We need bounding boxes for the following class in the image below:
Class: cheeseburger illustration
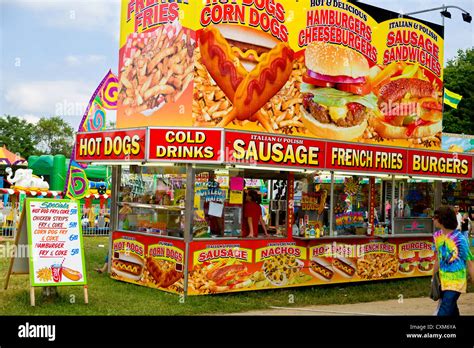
[417,249,436,272]
[300,41,377,141]
[398,250,417,274]
[371,71,442,139]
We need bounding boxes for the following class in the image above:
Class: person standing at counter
[461,213,471,241]
[454,205,462,230]
[242,190,268,238]
[432,206,473,316]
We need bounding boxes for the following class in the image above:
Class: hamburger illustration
[370,70,442,139]
[300,41,377,141]
[417,249,436,273]
[398,250,417,274]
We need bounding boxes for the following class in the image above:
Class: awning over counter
[74,127,474,180]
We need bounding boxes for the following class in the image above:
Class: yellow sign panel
[118,0,444,150]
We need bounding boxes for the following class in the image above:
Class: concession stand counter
[74,127,474,295]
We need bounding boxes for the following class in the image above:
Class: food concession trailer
[74,128,473,295]
[74,0,473,295]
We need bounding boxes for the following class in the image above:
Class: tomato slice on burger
[303,74,335,88]
[336,82,372,95]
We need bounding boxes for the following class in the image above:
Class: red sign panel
[408,150,473,179]
[325,141,408,174]
[147,128,223,163]
[224,131,325,169]
[75,129,147,161]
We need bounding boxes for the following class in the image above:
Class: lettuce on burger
[417,249,436,272]
[300,41,377,141]
[398,250,417,274]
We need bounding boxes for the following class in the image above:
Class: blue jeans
[437,290,460,316]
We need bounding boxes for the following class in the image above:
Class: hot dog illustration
[217,42,294,129]
[199,25,294,132]
[332,257,356,278]
[62,267,83,281]
[199,26,247,103]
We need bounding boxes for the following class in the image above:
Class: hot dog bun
[332,257,356,278]
[369,117,442,139]
[62,267,83,281]
[305,41,370,79]
[301,105,368,141]
[200,26,247,101]
[310,258,334,281]
[112,253,144,281]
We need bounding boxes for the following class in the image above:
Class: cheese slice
[329,106,348,122]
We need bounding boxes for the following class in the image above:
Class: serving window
[294,172,330,237]
[117,165,187,238]
[192,166,288,239]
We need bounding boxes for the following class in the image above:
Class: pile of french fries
[356,253,399,280]
[119,26,194,116]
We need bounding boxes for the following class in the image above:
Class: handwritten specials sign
[26,198,87,287]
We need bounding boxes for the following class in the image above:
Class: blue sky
[0,0,473,130]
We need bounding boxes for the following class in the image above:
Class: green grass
[1,237,472,315]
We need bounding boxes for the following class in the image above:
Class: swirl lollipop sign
[66,161,90,200]
[100,72,119,110]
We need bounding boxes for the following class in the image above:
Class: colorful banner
[74,127,474,179]
[26,199,87,286]
[441,133,474,153]
[118,0,444,150]
[184,235,434,295]
[111,231,185,294]
[64,69,119,197]
[65,161,90,200]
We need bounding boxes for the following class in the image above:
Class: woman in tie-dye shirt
[432,206,473,316]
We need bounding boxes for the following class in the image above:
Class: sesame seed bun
[369,117,442,139]
[305,41,369,78]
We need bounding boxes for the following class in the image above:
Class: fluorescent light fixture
[409,176,457,182]
[233,164,307,172]
[89,161,143,166]
[142,162,175,167]
[394,175,409,179]
[334,171,391,178]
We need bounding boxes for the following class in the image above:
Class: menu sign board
[118,0,444,150]
[26,199,87,287]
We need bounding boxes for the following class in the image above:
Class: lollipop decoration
[344,177,360,197]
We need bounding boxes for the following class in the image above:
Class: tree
[0,115,39,159]
[442,48,474,135]
[35,116,75,157]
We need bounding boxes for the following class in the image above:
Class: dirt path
[227,293,474,316]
